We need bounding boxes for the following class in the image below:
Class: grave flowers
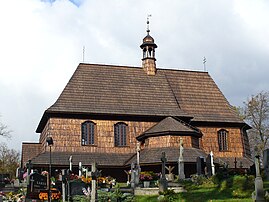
[41,171,48,176]
[140,171,158,188]
[140,171,159,181]
[80,175,116,188]
[140,172,153,181]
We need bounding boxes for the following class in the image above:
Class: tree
[243,91,269,155]
[0,116,11,138]
[0,143,20,179]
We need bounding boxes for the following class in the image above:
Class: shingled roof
[37,63,243,132]
[126,147,253,168]
[126,147,207,165]
[137,117,202,141]
[30,152,135,167]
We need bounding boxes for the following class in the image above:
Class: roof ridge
[172,116,201,133]
[79,62,209,73]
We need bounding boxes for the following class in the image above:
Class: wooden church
[21,22,252,181]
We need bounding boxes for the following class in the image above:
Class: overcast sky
[0,0,268,151]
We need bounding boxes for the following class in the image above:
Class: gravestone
[79,162,82,177]
[61,169,66,202]
[69,156,73,171]
[26,172,47,200]
[91,162,97,202]
[253,152,265,202]
[234,157,238,169]
[196,156,205,175]
[159,152,168,192]
[69,181,87,196]
[26,160,33,185]
[136,142,141,165]
[178,138,185,179]
[263,149,269,181]
[210,151,215,175]
[90,162,101,202]
[206,154,212,177]
[130,163,140,188]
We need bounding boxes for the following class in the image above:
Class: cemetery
[2,149,269,201]
[16,19,264,201]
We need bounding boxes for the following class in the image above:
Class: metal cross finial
[147,14,152,33]
[203,56,207,71]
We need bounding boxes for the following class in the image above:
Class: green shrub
[231,175,254,198]
[97,190,110,201]
[220,179,229,191]
[72,195,88,202]
[158,189,178,202]
[190,174,207,185]
[97,185,135,202]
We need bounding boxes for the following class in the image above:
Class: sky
[0,0,268,151]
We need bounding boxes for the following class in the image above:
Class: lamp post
[46,137,53,202]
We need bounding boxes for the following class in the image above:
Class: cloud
[41,0,84,7]
[0,0,268,150]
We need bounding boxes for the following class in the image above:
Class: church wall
[198,126,244,157]
[39,119,50,153]
[38,118,246,159]
[40,117,156,153]
[146,136,192,148]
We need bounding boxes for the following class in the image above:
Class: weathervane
[203,56,207,71]
[147,14,152,33]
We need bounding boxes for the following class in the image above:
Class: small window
[114,122,127,147]
[143,48,147,58]
[218,129,228,151]
[191,137,199,149]
[81,121,96,145]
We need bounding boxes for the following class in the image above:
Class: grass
[123,177,269,201]
[134,176,258,202]
[176,186,253,202]
[135,187,253,202]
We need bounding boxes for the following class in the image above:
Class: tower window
[114,122,127,147]
[143,48,147,58]
[81,121,96,145]
[148,48,152,57]
[218,129,228,151]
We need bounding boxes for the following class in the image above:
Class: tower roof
[140,16,157,49]
[140,32,157,48]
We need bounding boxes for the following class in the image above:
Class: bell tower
[140,17,158,75]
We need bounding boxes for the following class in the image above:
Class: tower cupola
[140,17,157,75]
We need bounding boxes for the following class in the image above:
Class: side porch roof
[136,117,202,141]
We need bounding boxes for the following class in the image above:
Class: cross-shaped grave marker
[159,152,168,192]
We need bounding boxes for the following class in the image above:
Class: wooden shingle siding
[147,136,192,148]
[42,117,156,153]
[21,143,41,167]
[199,127,245,157]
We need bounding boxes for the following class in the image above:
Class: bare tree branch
[243,91,269,155]
[0,118,11,139]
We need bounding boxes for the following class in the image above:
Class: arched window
[143,48,147,58]
[114,122,127,147]
[218,129,228,151]
[148,48,152,57]
[81,121,96,145]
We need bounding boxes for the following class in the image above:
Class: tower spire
[140,15,157,76]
